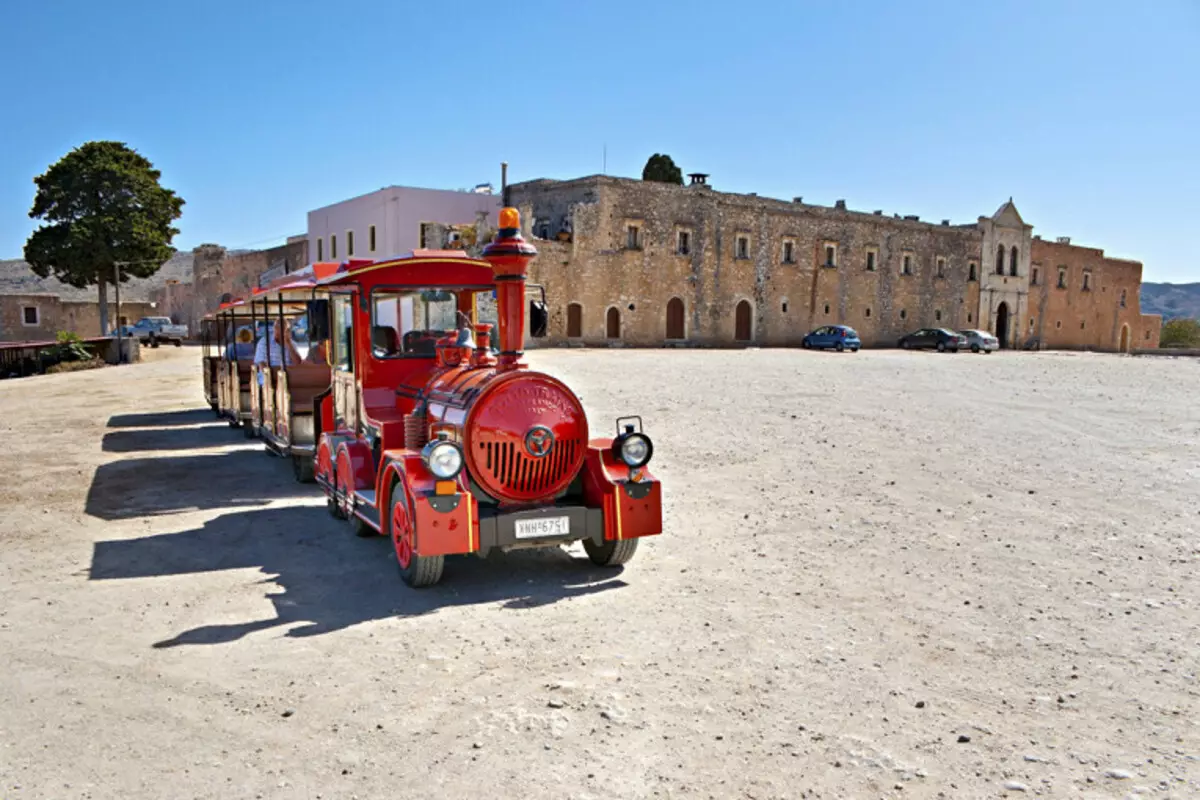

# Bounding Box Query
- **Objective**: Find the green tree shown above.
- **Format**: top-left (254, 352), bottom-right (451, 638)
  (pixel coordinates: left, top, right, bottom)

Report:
top-left (642, 153), bottom-right (684, 185)
top-left (1159, 317), bottom-right (1200, 348)
top-left (24, 141), bottom-right (184, 334)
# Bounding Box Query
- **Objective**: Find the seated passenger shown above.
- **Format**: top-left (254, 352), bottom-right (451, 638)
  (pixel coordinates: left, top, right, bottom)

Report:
top-left (255, 322), bottom-right (300, 367)
top-left (225, 326), bottom-right (255, 360)
top-left (372, 326), bottom-right (400, 356)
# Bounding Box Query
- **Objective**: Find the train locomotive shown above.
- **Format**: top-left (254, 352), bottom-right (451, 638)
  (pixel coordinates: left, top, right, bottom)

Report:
top-left (242, 207), bottom-right (666, 587)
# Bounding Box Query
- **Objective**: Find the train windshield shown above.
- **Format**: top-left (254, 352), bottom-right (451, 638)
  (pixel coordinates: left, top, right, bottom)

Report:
top-left (371, 288), bottom-right (462, 358)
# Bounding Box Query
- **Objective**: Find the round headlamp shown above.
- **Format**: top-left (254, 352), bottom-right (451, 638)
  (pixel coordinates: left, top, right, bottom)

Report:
top-left (616, 432), bottom-right (653, 468)
top-left (423, 439), bottom-right (463, 479)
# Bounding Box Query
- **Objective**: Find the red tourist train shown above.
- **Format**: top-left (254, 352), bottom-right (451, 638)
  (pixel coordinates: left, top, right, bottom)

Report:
top-left (200, 208), bottom-right (663, 587)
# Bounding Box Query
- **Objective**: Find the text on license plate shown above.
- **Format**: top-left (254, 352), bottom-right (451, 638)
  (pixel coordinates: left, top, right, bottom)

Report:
top-left (514, 516), bottom-right (570, 539)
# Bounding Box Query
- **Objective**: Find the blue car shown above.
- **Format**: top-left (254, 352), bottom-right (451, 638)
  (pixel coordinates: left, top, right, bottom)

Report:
top-left (802, 325), bottom-right (861, 352)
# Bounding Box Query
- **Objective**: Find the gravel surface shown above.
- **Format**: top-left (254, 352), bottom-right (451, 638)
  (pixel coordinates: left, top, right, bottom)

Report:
top-left (1, 345), bottom-right (1197, 799)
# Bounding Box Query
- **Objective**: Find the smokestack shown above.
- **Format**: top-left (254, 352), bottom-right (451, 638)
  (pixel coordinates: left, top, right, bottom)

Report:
top-left (501, 162), bottom-right (509, 207)
top-left (480, 207), bottom-right (536, 372)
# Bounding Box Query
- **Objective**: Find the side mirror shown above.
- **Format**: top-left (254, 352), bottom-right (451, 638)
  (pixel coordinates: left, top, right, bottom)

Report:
top-left (529, 300), bottom-right (549, 338)
top-left (306, 299), bottom-right (330, 342)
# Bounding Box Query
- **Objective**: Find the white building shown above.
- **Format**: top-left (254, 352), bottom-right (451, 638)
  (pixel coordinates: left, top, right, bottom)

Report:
top-left (306, 185), bottom-right (501, 263)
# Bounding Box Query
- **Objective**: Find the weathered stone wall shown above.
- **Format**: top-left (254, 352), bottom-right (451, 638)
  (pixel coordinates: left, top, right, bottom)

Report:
top-left (510, 176), bottom-right (984, 348)
top-left (0, 294), bottom-right (155, 342)
top-left (1029, 238), bottom-right (1161, 351)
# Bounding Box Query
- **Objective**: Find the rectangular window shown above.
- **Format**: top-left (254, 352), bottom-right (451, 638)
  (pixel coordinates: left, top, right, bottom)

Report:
top-left (371, 288), bottom-right (461, 358)
top-left (332, 295), bottom-right (353, 372)
top-left (936, 257), bottom-right (946, 278)
top-left (1057, 267), bottom-right (1067, 289)
top-left (676, 230), bottom-right (690, 255)
top-left (782, 240), bottom-right (794, 264)
top-left (22, 306), bottom-right (39, 326)
top-left (902, 254), bottom-right (913, 275)
top-left (1082, 271), bottom-right (1091, 291)
top-left (331, 234), bottom-right (338, 260)
top-left (736, 235), bottom-right (749, 260)
top-left (347, 230), bottom-right (355, 257)
top-left (317, 238), bottom-right (324, 260)
top-left (823, 244), bottom-right (837, 267)
top-left (1031, 267), bottom-right (1039, 285)
top-left (968, 262), bottom-right (977, 281)
top-left (369, 225), bottom-right (377, 252)
top-left (865, 249), bottom-right (877, 271)
top-left (626, 225), bottom-right (641, 249)
top-left (935, 310), bottom-right (942, 321)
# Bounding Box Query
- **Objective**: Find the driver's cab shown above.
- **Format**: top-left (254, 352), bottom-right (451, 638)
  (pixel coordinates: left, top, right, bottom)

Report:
top-left (312, 253), bottom-right (546, 452)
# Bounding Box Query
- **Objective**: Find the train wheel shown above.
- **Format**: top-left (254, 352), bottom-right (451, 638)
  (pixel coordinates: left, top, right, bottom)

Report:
top-left (389, 482), bottom-right (443, 588)
top-left (583, 537), bottom-right (639, 567)
top-left (292, 455), bottom-right (315, 483)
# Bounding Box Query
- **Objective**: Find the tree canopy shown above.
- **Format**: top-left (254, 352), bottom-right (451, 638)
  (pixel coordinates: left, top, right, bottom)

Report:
top-left (24, 141), bottom-right (184, 333)
top-left (1159, 317), bottom-right (1200, 348)
top-left (642, 153), bottom-right (683, 185)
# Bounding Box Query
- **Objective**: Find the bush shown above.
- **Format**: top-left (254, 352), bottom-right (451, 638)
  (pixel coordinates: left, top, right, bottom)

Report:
top-left (1160, 318), bottom-right (1200, 349)
top-left (39, 331), bottom-right (93, 363)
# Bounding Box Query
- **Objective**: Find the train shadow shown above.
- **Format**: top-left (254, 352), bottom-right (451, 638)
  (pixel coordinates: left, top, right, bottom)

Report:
top-left (107, 409), bottom-right (216, 428)
top-left (89, 505), bottom-right (627, 645)
top-left (85, 449), bottom-right (311, 520)
top-left (101, 424), bottom-right (234, 453)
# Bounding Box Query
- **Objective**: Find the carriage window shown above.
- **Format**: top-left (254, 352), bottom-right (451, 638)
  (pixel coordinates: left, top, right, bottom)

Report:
top-left (332, 294), bottom-right (353, 372)
top-left (371, 288), bottom-right (462, 358)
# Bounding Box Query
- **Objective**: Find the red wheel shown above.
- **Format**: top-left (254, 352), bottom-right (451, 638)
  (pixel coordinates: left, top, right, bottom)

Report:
top-left (387, 480), bottom-right (443, 588)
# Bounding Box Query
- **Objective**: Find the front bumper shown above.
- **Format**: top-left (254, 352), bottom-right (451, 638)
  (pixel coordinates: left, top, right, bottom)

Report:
top-left (476, 505), bottom-right (606, 553)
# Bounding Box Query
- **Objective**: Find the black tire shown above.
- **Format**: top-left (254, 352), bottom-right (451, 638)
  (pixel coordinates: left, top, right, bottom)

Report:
top-left (292, 455), bottom-right (315, 483)
top-left (327, 496), bottom-right (346, 520)
top-left (900, 340), bottom-right (910, 350)
top-left (389, 483), bottom-right (444, 587)
top-left (801, 339), bottom-right (810, 349)
top-left (850, 347), bottom-right (859, 353)
top-left (173, 340), bottom-right (182, 347)
top-left (972, 344), bottom-right (980, 353)
top-left (583, 537), bottom-right (639, 566)
top-left (984, 349), bottom-right (992, 354)
top-left (243, 421), bottom-right (256, 439)
top-left (936, 341), bottom-right (946, 352)
top-left (834, 342), bottom-right (844, 352)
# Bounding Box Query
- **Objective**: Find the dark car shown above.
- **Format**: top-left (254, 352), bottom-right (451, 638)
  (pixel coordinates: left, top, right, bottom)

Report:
top-left (897, 328), bottom-right (967, 352)
top-left (802, 325), bottom-right (861, 352)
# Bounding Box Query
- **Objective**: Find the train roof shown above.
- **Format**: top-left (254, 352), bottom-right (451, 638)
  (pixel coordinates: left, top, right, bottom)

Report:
top-left (315, 250), bottom-right (495, 288)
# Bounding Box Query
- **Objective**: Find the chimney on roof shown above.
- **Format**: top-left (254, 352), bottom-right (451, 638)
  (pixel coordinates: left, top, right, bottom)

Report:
top-left (873, 210), bottom-right (882, 215)
top-left (792, 196), bottom-right (803, 203)
top-left (835, 199), bottom-right (846, 210)
top-left (687, 173), bottom-right (709, 186)
top-left (941, 219), bottom-right (949, 226)
top-left (1056, 236), bottom-right (1071, 244)
top-left (1034, 234), bottom-right (1041, 240)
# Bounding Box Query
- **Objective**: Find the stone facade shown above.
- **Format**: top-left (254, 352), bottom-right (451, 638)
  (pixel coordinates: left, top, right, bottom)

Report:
top-left (0, 294), bottom-right (155, 342)
top-left (506, 175), bottom-right (1160, 351)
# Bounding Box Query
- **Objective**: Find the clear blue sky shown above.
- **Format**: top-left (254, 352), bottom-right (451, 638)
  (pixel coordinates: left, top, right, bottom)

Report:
top-left (3, 0), bottom-right (1198, 282)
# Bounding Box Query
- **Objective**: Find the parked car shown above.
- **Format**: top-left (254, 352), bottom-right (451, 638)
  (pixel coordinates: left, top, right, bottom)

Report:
top-left (958, 329), bottom-right (999, 353)
top-left (897, 328), bottom-right (967, 352)
top-left (126, 316), bottom-right (188, 347)
top-left (802, 325), bottom-right (861, 352)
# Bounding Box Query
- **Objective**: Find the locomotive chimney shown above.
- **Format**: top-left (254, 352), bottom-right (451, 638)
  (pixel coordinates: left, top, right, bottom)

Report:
top-left (481, 207), bottom-right (537, 372)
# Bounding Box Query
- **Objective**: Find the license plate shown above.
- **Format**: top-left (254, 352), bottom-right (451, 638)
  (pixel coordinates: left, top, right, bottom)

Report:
top-left (514, 516), bottom-right (570, 539)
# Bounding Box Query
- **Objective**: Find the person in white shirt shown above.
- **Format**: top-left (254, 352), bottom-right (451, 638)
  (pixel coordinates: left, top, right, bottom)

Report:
top-left (254, 322), bottom-right (301, 367)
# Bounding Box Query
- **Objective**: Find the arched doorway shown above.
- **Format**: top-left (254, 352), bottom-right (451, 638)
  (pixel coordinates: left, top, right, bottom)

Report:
top-left (606, 307), bottom-right (620, 339)
top-left (995, 302), bottom-right (1010, 348)
top-left (566, 303), bottom-right (582, 338)
top-left (734, 300), bottom-right (752, 343)
top-left (666, 297), bottom-right (685, 340)
top-left (1119, 324), bottom-right (1130, 353)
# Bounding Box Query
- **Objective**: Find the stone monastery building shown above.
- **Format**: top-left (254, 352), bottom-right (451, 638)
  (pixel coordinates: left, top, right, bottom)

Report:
top-left (506, 174), bottom-right (1161, 351)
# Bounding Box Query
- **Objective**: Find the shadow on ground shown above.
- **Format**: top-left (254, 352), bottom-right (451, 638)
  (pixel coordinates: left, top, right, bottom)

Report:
top-left (107, 409), bottom-right (216, 428)
top-left (101, 424), bottom-right (234, 453)
top-left (89, 506), bottom-right (627, 644)
top-left (85, 449), bottom-right (311, 520)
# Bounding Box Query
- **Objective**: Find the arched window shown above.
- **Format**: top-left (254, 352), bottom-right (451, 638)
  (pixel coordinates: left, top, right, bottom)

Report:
top-left (1009, 246), bottom-right (1018, 276)
top-left (566, 303), bottom-right (582, 338)
top-left (734, 300), bottom-right (752, 342)
top-left (666, 297), bottom-right (685, 339)
top-left (996, 244), bottom-right (1005, 275)
top-left (606, 307), bottom-right (620, 339)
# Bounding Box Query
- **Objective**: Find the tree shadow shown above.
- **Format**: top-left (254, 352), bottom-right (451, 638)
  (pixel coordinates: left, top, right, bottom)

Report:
top-left (107, 409), bottom-right (216, 428)
top-left (89, 506), bottom-right (627, 645)
top-left (85, 450), bottom-right (310, 520)
top-left (101, 425), bottom-right (236, 453)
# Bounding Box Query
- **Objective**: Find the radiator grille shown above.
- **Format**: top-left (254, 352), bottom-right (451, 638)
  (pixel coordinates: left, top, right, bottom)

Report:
top-left (478, 438), bottom-right (582, 500)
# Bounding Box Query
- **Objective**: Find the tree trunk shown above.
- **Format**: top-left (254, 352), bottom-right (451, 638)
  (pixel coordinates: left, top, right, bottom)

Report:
top-left (97, 275), bottom-right (109, 335)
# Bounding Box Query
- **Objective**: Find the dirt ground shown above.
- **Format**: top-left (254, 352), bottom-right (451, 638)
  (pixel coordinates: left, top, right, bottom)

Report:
top-left (0, 345), bottom-right (1197, 800)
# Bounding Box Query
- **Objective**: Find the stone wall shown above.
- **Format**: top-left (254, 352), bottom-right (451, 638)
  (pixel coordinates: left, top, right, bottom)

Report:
top-left (511, 176), bottom-right (984, 348)
top-left (0, 294), bottom-right (155, 342)
top-left (1029, 238), bottom-right (1161, 351)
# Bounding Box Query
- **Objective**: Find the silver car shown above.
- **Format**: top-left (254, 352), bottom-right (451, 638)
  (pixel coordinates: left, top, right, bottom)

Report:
top-left (959, 329), bottom-right (999, 353)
